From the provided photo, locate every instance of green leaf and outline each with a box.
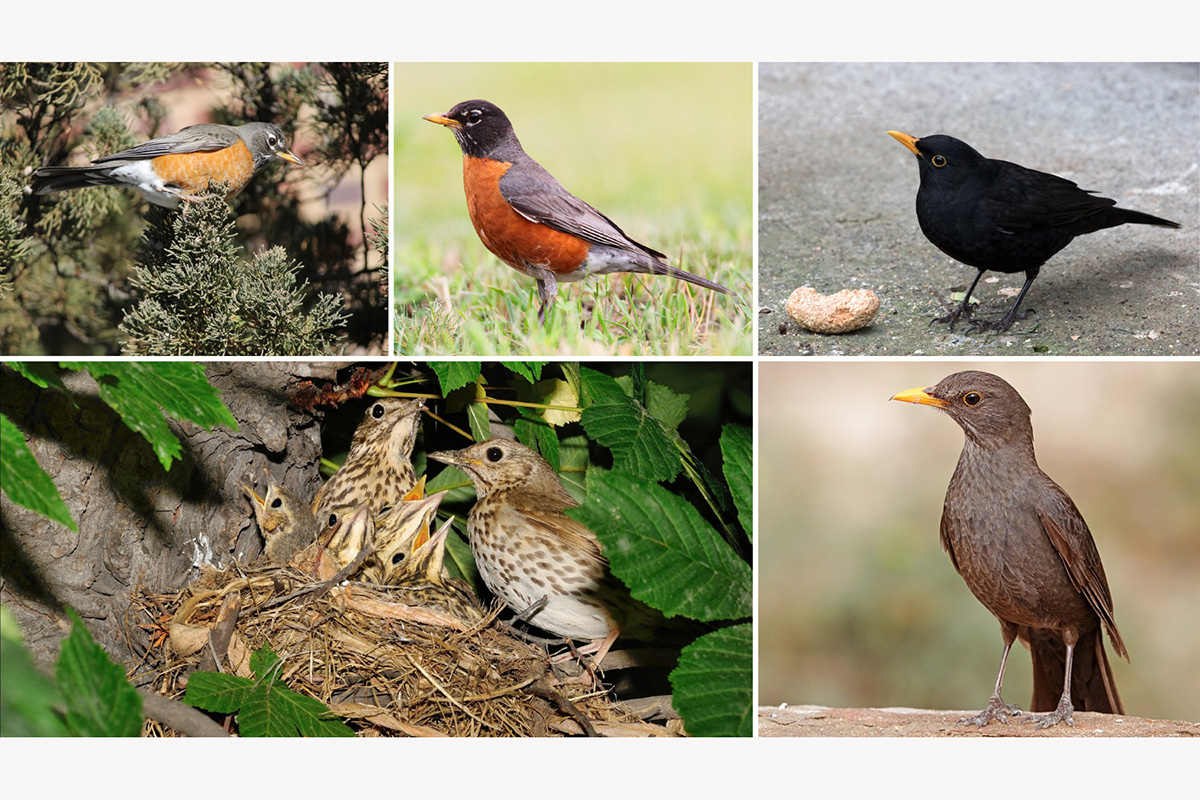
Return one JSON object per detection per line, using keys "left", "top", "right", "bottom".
{"left": 670, "top": 623, "right": 752, "bottom": 737}
{"left": 5, "top": 362, "right": 66, "bottom": 390}
{"left": 429, "top": 362, "right": 482, "bottom": 395}
{"left": 0, "top": 413, "right": 77, "bottom": 531}
{"left": 579, "top": 368, "right": 682, "bottom": 483}
{"left": 720, "top": 424, "right": 753, "bottom": 539}
{"left": 61, "top": 362, "right": 237, "bottom": 471}
{"left": 571, "top": 470, "right": 751, "bottom": 621}
{"left": 503, "top": 361, "right": 546, "bottom": 383}
{"left": 239, "top": 678, "right": 356, "bottom": 737}
{"left": 465, "top": 381, "right": 491, "bottom": 443}
{"left": 55, "top": 610, "right": 143, "bottom": 737}
{"left": 183, "top": 671, "right": 255, "bottom": 713}
{"left": 0, "top": 605, "right": 70, "bottom": 736}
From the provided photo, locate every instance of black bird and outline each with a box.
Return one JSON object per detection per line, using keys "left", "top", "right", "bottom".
{"left": 888, "top": 131, "right": 1180, "bottom": 332}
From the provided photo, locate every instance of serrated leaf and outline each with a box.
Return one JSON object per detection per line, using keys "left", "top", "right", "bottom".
{"left": 0, "top": 606, "right": 70, "bottom": 736}
{"left": 514, "top": 417, "right": 559, "bottom": 470}
{"left": 55, "top": 610, "right": 142, "bottom": 737}
{"left": 465, "top": 381, "right": 490, "bottom": 443}
{"left": 720, "top": 424, "right": 752, "bottom": 539}
{"left": 616, "top": 376, "right": 689, "bottom": 432}
{"left": 534, "top": 378, "right": 581, "bottom": 427}
{"left": 183, "top": 671, "right": 255, "bottom": 713}
{"left": 571, "top": 471, "right": 751, "bottom": 621}
{"left": 239, "top": 676, "right": 355, "bottom": 737}
{"left": 61, "top": 362, "right": 237, "bottom": 471}
{"left": 579, "top": 369, "right": 681, "bottom": 483}
{"left": 0, "top": 414, "right": 77, "bottom": 531}
{"left": 5, "top": 362, "right": 66, "bottom": 390}
{"left": 429, "top": 362, "right": 482, "bottom": 395}
{"left": 503, "top": 362, "right": 546, "bottom": 383}
{"left": 670, "top": 624, "right": 752, "bottom": 737}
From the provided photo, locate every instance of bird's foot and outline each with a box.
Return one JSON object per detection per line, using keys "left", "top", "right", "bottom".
{"left": 957, "top": 694, "right": 1022, "bottom": 727}
{"left": 1025, "top": 696, "right": 1075, "bottom": 730}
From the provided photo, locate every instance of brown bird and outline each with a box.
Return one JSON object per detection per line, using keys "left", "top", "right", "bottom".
{"left": 891, "top": 370, "right": 1128, "bottom": 728}
{"left": 364, "top": 484, "right": 446, "bottom": 585}
{"left": 312, "top": 398, "right": 424, "bottom": 530}
{"left": 242, "top": 475, "right": 319, "bottom": 566}
{"left": 428, "top": 438, "right": 670, "bottom": 662}
{"left": 312, "top": 501, "right": 375, "bottom": 580}
{"left": 386, "top": 518, "right": 486, "bottom": 623}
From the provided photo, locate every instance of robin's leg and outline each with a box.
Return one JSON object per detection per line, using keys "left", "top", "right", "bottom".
{"left": 1026, "top": 629, "right": 1077, "bottom": 729}
{"left": 526, "top": 265, "right": 560, "bottom": 326}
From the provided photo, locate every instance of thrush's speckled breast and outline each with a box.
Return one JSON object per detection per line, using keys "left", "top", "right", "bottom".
{"left": 312, "top": 398, "right": 424, "bottom": 529}
{"left": 428, "top": 439, "right": 667, "bottom": 653}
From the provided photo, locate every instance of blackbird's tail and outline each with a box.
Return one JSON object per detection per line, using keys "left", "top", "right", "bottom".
{"left": 1029, "top": 627, "right": 1124, "bottom": 715}
{"left": 1117, "top": 207, "right": 1180, "bottom": 228}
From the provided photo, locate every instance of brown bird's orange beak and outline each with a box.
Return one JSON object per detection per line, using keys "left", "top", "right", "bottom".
{"left": 888, "top": 130, "right": 922, "bottom": 157}
{"left": 890, "top": 386, "right": 950, "bottom": 409}
{"left": 424, "top": 112, "right": 462, "bottom": 129}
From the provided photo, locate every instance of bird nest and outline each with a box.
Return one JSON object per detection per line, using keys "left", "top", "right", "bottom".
{"left": 134, "top": 561, "right": 684, "bottom": 737}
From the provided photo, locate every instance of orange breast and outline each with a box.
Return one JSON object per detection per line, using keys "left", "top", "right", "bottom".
{"left": 462, "top": 156, "right": 590, "bottom": 276}
{"left": 150, "top": 140, "right": 257, "bottom": 198}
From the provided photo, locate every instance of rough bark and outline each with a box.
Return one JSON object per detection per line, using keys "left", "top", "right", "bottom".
{"left": 0, "top": 361, "right": 349, "bottom": 672}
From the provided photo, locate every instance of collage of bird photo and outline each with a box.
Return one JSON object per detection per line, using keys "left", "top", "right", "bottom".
{"left": 1, "top": 58, "right": 1197, "bottom": 768}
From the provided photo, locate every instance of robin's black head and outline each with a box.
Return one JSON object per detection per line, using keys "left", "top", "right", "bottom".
{"left": 424, "top": 100, "right": 521, "bottom": 159}
{"left": 892, "top": 370, "right": 1034, "bottom": 447}
{"left": 240, "top": 122, "right": 304, "bottom": 169}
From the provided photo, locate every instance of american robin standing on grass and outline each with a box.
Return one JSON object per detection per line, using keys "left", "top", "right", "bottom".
{"left": 30, "top": 122, "right": 303, "bottom": 210}
{"left": 424, "top": 99, "right": 733, "bottom": 324}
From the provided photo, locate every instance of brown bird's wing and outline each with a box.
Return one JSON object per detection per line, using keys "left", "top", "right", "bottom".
{"left": 92, "top": 124, "right": 242, "bottom": 164}
{"left": 510, "top": 491, "right": 610, "bottom": 572}
{"left": 1035, "top": 484, "right": 1128, "bottom": 659}
{"left": 499, "top": 161, "right": 667, "bottom": 258}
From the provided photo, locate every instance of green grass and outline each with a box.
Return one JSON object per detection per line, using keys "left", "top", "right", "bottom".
{"left": 393, "top": 63, "right": 753, "bottom": 356}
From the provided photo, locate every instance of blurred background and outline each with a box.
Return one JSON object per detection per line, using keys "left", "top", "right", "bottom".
{"left": 392, "top": 62, "right": 753, "bottom": 355}
{"left": 759, "top": 361, "right": 1200, "bottom": 722}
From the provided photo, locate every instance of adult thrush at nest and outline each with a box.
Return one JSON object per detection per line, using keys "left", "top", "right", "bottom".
{"left": 892, "top": 370, "right": 1128, "bottom": 729}
{"left": 428, "top": 438, "right": 678, "bottom": 664}
{"left": 312, "top": 398, "right": 424, "bottom": 530}
{"left": 888, "top": 131, "right": 1179, "bottom": 332}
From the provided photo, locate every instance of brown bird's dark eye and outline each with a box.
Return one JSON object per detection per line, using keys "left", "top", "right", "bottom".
{"left": 932, "top": 155, "right": 947, "bottom": 167}
{"left": 328, "top": 513, "right": 339, "bottom": 527}
{"left": 467, "top": 110, "right": 482, "bottom": 124}
{"left": 486, "top": 446, "right": 503, "bottom": 462}
{"left": 372, "top": 403, "right": 385, "bottom": 419}
{"left": 963, "top": 392, "right": 982, "bottom": 406}
{"left": 391, "top": 552, "right": 406, "bottom": 565}
{"left": 270, "top": 497, "right": 283, "bottom": 509}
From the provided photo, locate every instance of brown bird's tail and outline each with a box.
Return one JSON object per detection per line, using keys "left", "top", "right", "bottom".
{"left": 1028, "top": 627, "right": 1124, "bottom": 714}
{"left": 647, "top": 261, "right": 734, "bottom": 296}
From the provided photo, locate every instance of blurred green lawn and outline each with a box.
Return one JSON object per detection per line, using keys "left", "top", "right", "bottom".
{"left": 393, "top": 63, "right": 753, "bottom": 355}
{"left": 759, "top": 361, "right": 1200, "bottom": 723}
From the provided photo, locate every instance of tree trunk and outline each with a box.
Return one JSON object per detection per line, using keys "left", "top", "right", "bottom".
{"left": 0, "top": 361, "right": 344, "bottom": 672}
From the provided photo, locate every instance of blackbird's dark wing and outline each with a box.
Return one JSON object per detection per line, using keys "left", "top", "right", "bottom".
{"left": 985, "top": 160, "right": 1118, "bottom": 232}
{"left": 1035, "top": 482, "right": 1128, "bottom": 659}
{"left": 499, "top": 160, "right": 667, "bottom": 259}
{"left": 92, "top": 125, "right": 242, "bottom": 164}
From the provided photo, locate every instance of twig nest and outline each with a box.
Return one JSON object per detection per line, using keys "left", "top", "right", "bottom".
{"left": 785, "top": 286, "right": 880, "bottom": 334}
